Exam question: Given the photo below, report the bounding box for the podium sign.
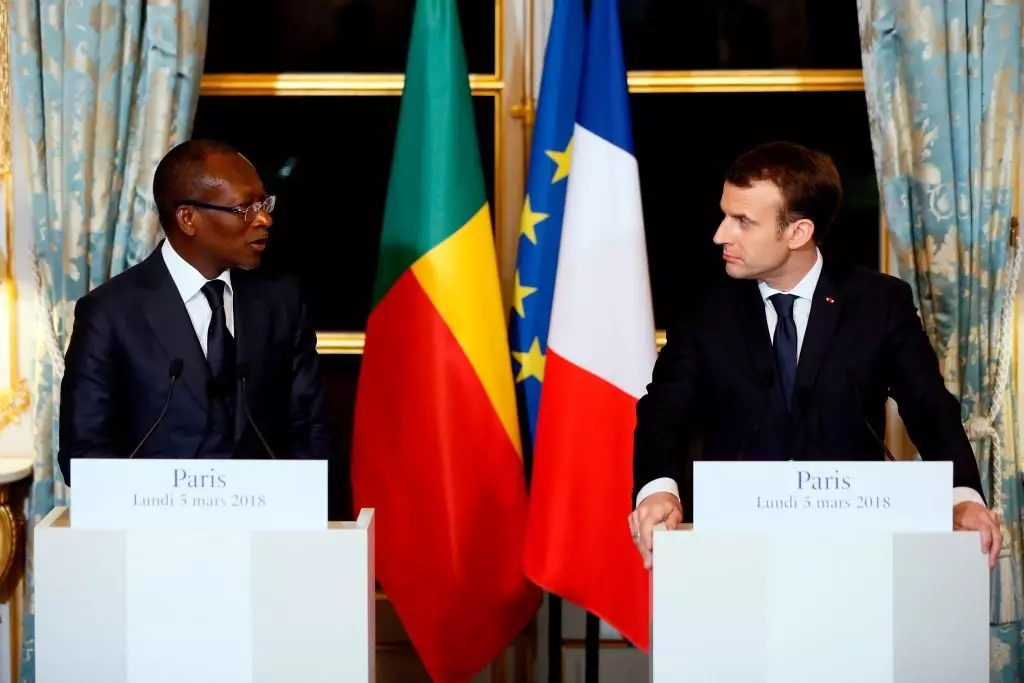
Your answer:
[692,460,952,532]
[70,458,327,530]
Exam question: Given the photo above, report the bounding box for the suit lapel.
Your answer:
[736,280,789,425]
[791,267,842,425]
[138,250,211,413]
[231,271,268,442]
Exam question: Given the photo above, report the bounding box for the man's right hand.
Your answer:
[628,492,683,570]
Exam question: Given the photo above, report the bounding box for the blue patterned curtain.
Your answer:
[9,1,209,679]
[858,1,1024,680]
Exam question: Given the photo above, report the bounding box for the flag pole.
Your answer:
[548,596,562,682]
[584,612,600,682]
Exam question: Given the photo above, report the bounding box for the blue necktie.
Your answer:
[770,293,798,409]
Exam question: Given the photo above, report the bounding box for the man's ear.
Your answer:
[787,218,815,249]
[177,206,197,237]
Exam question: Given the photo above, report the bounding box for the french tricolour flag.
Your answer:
[522,0,656,652]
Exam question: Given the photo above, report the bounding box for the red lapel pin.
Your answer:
[825,296,835,303]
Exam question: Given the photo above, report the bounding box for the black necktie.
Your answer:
[201,280,235,410]
[770,293,798,409]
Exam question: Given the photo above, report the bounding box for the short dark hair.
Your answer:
[724,141,842,243]
[152,139,240,231]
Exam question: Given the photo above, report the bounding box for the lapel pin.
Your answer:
[825,296,835,303]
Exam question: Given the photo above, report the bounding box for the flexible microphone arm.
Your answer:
[129,358,183,459]
[237,363,277,460]
[848,373,895,462]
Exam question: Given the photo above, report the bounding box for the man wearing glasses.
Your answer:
[57,139,330,484]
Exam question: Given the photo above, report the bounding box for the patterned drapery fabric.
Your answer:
[9,1,208,679]
[858,1,1024,680]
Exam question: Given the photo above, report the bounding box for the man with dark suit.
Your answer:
[58,139,330,485]
[628,141,1001,569]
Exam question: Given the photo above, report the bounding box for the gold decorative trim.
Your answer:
[199,73,504,96]
[316,332,366,355]
[200,69,864,98]
[316,330,669,355]
[0,379,29,433]
[0,0,28,434]
[493,0,503,84]
[627,69,864,93]
[0,3,10,176]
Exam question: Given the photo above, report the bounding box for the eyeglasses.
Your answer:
[178,195,276,223]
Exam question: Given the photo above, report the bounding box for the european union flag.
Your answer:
[509,0,586,478]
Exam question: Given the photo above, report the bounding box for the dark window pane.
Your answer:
[190,95,496,330]
[319,354,360,520]
[633,91,878,329]
[622,0,862,70]
[205,0,494,74]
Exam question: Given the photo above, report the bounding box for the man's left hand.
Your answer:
[954,501,1003,570]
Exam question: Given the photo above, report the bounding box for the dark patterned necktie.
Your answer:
[201,280,235,413]
[770,293,798,409]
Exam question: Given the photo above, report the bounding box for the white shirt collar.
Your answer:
[758,248,823,302]
[160,239,232,303]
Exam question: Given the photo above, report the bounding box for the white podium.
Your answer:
[651,530,989,683]
[651,461,992,683]
[34,459,376,683]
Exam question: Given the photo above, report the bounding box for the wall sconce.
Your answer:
[0,15,29,433]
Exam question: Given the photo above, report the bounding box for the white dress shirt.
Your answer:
[161,239,234,358]
[636,249,984,508]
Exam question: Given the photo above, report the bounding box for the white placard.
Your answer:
[692,461,952,532]
[70,459,327,531]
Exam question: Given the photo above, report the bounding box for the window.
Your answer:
[631,91,878,327]
[190,95,496,331]
[204,0,496,74]
[622,0,863,71]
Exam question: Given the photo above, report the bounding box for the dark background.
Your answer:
[194,0,875,519]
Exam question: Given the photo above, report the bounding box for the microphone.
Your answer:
[128,358,183,459]
[848,372,895,462]
[237,362,276,459]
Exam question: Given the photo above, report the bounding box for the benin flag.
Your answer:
[351,1,541,681]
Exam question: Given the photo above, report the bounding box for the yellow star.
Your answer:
[545,137,573,184]
[512,338,545,383]
[512,270,538,318]
[520,195,549,245]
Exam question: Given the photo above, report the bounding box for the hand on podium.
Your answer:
[953,501,1003,569]
[628,492,682,569]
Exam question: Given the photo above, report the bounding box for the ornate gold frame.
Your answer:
[0,0,31,431]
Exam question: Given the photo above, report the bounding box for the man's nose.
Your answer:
[713,222,728,244]
[252,211,272,229]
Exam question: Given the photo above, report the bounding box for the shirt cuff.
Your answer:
[953,486,985,507]
[636,477,680,508]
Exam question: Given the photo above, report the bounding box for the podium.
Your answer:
[34,459,375,683]
[650,461,991,683]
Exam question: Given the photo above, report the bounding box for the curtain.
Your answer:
[9,1,209,679]
[858,1,1024,681]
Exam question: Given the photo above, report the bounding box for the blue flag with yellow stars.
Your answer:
[509,0,586,479]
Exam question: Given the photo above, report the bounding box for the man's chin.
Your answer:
[724,262,751,279]
[235,254,261,271]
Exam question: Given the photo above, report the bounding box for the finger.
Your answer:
[628,512,646,557]
[989,517,1003,569]
[636,524,653,570]
[666,505,683,530]
[631,509,653,568]
[978,526,992,556]
[640,511,657,553]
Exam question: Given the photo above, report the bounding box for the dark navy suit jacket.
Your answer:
[57,245,330,485]
[633,262,984,510]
